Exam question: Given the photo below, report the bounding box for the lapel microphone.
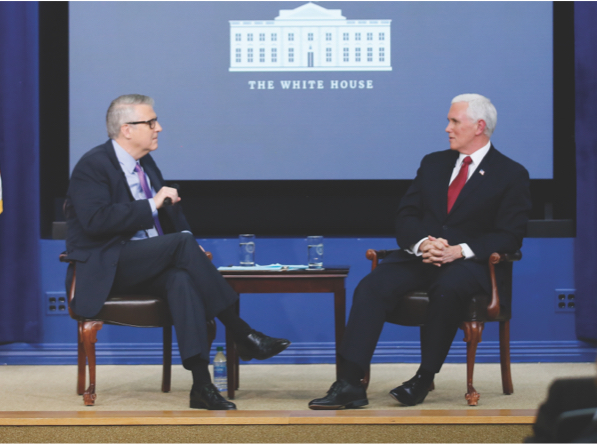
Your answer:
[163,183,179,206]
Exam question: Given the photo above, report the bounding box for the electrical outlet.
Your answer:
[46,291,68,315]
[554,288,575,313]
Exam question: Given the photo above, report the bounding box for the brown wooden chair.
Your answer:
[60,251,217,406]
[364,248,521,406]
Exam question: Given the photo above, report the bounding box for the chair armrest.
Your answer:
[59,246,214,319]
[366,249,399,271]
[366,248,521,320]
[493,251,522,263]
[61,249,213,263]
[487,250,522,319]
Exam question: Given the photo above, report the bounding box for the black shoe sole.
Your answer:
[190,400,237,410]
[238,342,291,362]
[308,398,369,410]
[389,390,427,406]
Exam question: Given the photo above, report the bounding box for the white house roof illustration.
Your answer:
[275,2,345,21]
[229,2,392,72]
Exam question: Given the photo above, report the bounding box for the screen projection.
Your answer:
[70,1,553,180]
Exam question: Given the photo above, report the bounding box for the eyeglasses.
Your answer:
[125,117,158,129]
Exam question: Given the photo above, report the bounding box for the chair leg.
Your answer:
[77,321,86,395]
[499,320,514,395]
[162,325,172,393]
[361,366,371,390]
[461,321,484,406]
[80,320,103,406]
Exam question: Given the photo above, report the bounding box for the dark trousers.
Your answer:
[110,232,238,366]
[339,259,484,374]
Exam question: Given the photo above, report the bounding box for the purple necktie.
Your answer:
[134,163,164,236]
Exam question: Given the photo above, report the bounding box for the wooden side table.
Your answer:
[219,267,350,399]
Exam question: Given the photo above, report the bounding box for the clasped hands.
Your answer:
[419,235,463,267]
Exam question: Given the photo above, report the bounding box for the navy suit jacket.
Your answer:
[65,140,192,318]
[382,145,532,311]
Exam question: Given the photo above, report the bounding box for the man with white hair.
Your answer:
[65,94,290,410]
[309,94,531,409]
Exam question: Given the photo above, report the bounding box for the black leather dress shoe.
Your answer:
[308,380,368,410]
[236,330,291,361]
[389,374,432,406]
[190,384,237,410]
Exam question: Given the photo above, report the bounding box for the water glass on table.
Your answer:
[307,236,324,269]
[239,234,255,266]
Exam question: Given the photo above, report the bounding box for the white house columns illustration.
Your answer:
[229,2,392,72]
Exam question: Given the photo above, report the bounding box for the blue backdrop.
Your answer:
[2,236,591,366]
[0,2,41,342]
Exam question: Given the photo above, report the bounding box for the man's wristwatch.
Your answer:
[460,246,465,258]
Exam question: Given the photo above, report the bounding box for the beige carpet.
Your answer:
[0,363,594,411]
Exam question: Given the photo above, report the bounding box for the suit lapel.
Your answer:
[447,145,496,216]
[103,140,135,202]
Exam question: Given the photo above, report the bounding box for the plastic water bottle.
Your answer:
[213,346,227,392]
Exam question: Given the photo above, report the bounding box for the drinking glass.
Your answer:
[239,234,255,266]
[307,236,324,269]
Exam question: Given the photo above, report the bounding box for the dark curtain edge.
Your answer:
[0,2,42,343]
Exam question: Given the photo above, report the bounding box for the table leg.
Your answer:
[225,326,236,400]
[234,299,240,390]
[225,299,240,400]
[334,287,346,381]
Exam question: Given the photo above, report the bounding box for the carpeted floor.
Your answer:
[0,362,594,411]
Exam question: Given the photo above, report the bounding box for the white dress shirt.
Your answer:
[112,140,159,239]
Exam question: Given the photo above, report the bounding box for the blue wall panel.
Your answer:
[0,237,594,365]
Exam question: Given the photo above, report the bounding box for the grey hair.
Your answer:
[106,94,155,139]
[451,94,497,137]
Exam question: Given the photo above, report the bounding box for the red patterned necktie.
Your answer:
[447,156,472,213]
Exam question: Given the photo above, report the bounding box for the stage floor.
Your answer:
[2,363,594,443]
[0,362,593,412]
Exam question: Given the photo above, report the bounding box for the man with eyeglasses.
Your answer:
[64,94,290,410]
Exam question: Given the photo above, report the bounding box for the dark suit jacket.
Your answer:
[382,146,532,311]
[65,140,192,318]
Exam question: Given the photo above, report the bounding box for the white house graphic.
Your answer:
[229,2,392,72]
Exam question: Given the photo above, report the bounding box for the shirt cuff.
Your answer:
[407,237,429,256]
[149,198,157,216]
[460,243,475,259]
